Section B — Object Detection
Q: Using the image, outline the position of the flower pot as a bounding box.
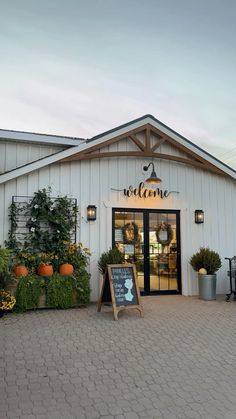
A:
[14,265,29,277]
[198,274,216,300]
[59,263,74,276]
[37,264,54,277]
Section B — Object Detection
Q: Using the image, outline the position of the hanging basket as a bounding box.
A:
[14,265,29,277]
[37,264,54,277]
[59,263,74,276]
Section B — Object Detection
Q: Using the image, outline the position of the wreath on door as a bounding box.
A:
[156,222,173,245]
[123,222,140,244]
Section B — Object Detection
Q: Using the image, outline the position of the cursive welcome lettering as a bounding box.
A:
[111,183,179,199]
[123,182,172,199]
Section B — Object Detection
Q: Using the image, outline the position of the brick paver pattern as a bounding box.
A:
[1,295,236,419]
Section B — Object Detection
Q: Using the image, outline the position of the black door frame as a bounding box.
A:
[112,208,182,295]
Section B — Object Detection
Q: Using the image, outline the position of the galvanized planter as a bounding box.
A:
[198,274,216,300]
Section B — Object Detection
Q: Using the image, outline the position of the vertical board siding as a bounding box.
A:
[1,154,236,300]
[0,141,65,173]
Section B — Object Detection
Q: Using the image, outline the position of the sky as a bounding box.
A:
[0,0,236,166]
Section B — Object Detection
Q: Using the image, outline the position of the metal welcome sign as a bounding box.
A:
[111,182,179,199]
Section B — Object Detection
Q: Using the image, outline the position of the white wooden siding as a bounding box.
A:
[0,141,66,173]
[1,154,236,301]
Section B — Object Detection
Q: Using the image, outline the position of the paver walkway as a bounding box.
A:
[1,295,236,419]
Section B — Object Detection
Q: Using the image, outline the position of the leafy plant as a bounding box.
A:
[66,242,90,270]
[7,187,78,257]
[37,252,56,266]
[0,247,11,274]
[98,247,125,274]
[190,247,222,275]
[46,274,74,309]
[6,201,20,251]
[50,196,78,246]
[14,252,38,271]
[0,247,13,289]
[15,274,43,311]
[73,270,90,304]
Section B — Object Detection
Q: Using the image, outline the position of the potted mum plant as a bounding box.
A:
[0,290,16,317]
[190,247,222,300]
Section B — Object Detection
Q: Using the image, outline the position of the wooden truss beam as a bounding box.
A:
[128,134,145,152]
[60,150,226,176]
[58,124,227,177]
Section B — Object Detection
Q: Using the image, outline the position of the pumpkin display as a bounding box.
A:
[37,264,54,277]
[59,263,74,276]
[14,265,29,277]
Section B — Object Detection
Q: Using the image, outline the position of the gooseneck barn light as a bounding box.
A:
[143,162,162,184]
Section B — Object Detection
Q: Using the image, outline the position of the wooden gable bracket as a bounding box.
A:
[149,125,227,176]
[58,124,226,176]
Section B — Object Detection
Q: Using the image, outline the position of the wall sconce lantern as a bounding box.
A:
[143,162,162,184]
[195,209,204,224]
[87,205,97,221]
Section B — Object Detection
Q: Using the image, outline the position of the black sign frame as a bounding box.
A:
[97,264,143,320]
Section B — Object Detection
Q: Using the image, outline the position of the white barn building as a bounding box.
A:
[0,114,236,301]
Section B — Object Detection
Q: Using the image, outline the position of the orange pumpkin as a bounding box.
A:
[37,264,54,277]
[14,265,29,277]
[59,263,74,276]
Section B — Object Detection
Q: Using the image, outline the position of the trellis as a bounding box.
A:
[9,195,77,251]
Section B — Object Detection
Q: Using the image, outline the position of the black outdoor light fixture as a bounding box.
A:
[143,162,162,184]
[87,205,97,221]
[195,209,204,224]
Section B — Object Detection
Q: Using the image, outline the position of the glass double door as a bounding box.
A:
[112,209,181,294]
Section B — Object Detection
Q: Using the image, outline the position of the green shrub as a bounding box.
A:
[190,247,222,275]
[15,269,90,311]
[46,271,90,308]
[46,274,74,309]
[0,247,11,274]
[98,247,124,274]
[73,270,90,304]
[16,274,43,311]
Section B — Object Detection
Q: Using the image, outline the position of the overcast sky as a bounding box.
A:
[0,0,236,166]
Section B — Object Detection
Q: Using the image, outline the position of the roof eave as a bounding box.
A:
[0,129,85,146]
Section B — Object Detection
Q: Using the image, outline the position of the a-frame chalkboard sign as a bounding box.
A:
[97,264,143,320]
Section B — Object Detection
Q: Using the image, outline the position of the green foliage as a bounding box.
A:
[0,271,13,290]
[0,247,13,289]
[16,274,43,311]
[73,270,90,304]
[46,271,90,308]
[50,196,78,246]
[6,201,19,250]
[0,247,11,274]
[15,269,90,311]
[46,274,74,309]
[98,247,125,274]
[190,247,222,275]
[66,243,90,270]
[7,187,78,258]
[6,188,90,311]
